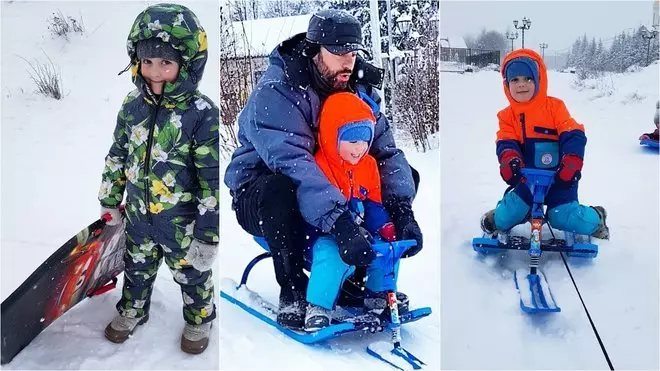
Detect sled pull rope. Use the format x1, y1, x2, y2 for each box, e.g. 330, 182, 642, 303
560, 252, 614, 370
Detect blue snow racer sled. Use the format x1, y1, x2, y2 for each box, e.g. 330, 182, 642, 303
472, 168, 599, 314
221, 237, 431, 370
640, 137, 659, 151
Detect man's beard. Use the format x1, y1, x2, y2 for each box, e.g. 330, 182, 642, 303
316, 56, 352, 91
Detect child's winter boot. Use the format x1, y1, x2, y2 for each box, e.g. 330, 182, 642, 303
480, 209, 497, 236
104, 313, 149, 343
590, 206, 610, 240
180, 322, 212, 354
304, 304, 331, 332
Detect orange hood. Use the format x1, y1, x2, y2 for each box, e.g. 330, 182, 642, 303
501, 49, 548, 110
317, 92, 376, 169
315, 92, 378, 201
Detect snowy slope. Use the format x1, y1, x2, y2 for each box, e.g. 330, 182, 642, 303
1, 1, 220, 369
219, 149, 440, 370
441, 65, 660, 369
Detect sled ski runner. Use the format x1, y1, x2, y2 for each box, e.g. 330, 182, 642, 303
221, 279, 431, 345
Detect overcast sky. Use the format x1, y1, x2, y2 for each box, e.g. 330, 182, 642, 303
441, 1, 658, 55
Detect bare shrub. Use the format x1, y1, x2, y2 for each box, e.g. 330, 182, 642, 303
391, 44, 439, 152
19, 52, 64, 100
47, 10, 85, 40
219, 3, 261, 158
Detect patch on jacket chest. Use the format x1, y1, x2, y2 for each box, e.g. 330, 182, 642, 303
541, 153, 554, 165
534, 141, 560, 168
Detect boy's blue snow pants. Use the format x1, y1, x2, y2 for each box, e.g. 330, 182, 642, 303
494, 182, 601, 235
306, 236, 400, 310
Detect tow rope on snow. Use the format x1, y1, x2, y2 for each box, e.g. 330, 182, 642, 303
560, 252, 615, 371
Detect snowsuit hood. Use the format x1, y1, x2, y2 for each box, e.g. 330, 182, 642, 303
126, 3, 208, 108
315, 92, 377, 200
501, 49, 548, 110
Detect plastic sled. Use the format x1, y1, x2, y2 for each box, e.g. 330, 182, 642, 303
471, 169, 600, 313
220, 236, 432, 343
640, 138, 659, 151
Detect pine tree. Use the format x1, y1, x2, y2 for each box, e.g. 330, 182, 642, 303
587, 37, 597, 69
594, 38, 606, 71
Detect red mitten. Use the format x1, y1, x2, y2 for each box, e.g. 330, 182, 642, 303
499, 150, 524, 185
378, 222, 397, 242
557, 154, 583, 183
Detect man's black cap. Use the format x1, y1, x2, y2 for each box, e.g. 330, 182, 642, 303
305, 9, 371, 57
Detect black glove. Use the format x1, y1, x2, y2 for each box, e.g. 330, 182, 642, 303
330, 211, 375, 266
385, 198, 423, 258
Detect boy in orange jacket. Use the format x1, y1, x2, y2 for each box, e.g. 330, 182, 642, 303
480, 49, 609, 240
304, 92, 399, 331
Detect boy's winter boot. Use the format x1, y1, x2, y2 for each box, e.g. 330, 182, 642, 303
277, 289, 307, 330
304, 304, 332, 332
480, 209, 497, 236
180, 322, 212, 354
591, 206, 610, 240
104, 313, 149, 343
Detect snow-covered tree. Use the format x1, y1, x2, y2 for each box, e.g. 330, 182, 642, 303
565, 25, 658, 75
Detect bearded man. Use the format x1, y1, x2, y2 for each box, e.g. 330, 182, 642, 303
224, 9, 423, 330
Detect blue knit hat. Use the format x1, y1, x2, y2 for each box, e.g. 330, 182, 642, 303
338, 120, 373, 143
505, 57, 540, 96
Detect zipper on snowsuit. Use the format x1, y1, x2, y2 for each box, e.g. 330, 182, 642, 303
347, 169, 364, 224
348, 169, 354, 198
519, 113, 527, 155
143, 99, 162, 224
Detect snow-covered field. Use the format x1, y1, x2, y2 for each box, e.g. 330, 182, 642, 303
219, 148, 441, 370
1, 1, 220, 369
441, 64, 660, 370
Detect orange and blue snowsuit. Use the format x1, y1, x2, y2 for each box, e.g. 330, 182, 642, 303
492, 49, 602, 234
306, 92, 394, 310
314, 93, 391, 235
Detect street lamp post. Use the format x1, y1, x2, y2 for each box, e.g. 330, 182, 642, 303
513, 17, 531, 48
539, 42, 548, 59
506, 31, 518, 52
396, 13, 413, 50
641, 26, 658, 66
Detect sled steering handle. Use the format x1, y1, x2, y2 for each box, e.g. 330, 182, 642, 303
520, 168, 555, 186
372, 239, 417, 260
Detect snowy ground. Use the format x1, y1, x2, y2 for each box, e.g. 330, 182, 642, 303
219, 148, 441, 370
441, 65, 660, 369
1, 1, 220, 369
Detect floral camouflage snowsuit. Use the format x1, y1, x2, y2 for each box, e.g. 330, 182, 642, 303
98, 4, 219, 325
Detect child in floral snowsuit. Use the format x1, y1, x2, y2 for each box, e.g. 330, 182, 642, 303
98, 3, 219, 354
